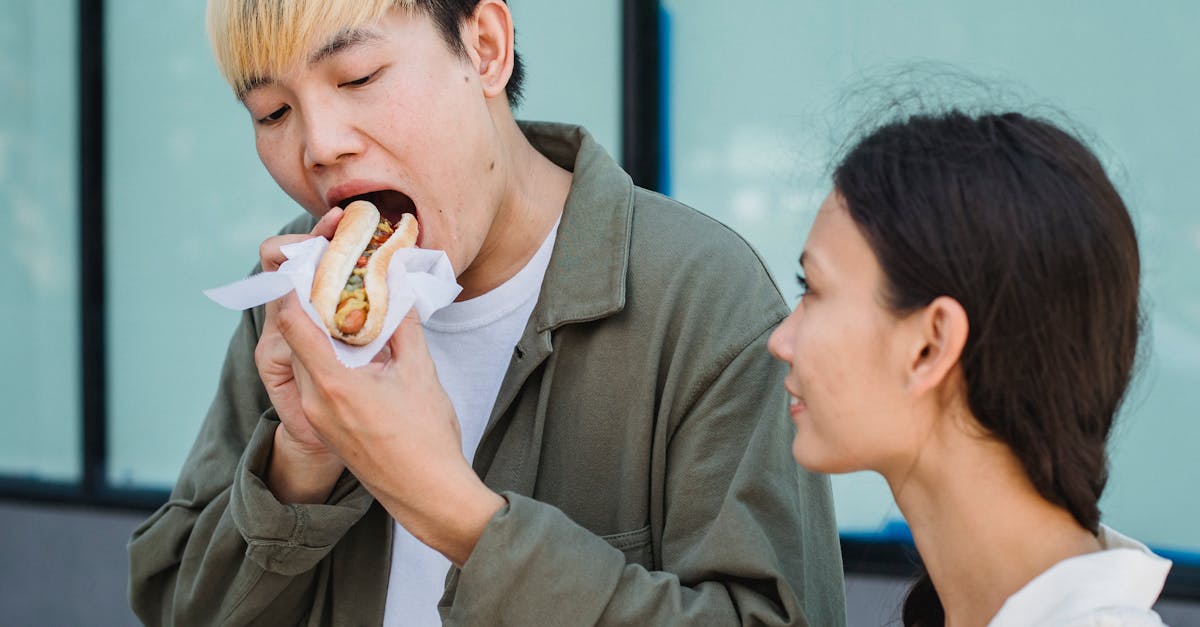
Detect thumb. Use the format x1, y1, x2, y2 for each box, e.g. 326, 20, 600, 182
386, 310, 429, 365
276, 292, 342, 379
311, 207, 344, 240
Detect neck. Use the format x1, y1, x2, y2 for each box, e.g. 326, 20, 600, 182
456, 113, 571, 301
886, 415, 1101, 626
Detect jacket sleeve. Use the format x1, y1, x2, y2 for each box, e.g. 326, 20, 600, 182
127, 305, 375, 626
445, 325, 846, 626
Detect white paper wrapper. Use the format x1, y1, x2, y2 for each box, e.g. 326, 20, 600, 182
204, 237, 461, 368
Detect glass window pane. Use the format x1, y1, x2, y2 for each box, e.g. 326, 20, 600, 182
104, 0, 298, 488
103, 1, 621, 489
510, 1, 621, 156
664, 0, 1200, 556
0, 0, 81, 482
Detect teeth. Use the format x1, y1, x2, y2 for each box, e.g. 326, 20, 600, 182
789, 395, 799, 406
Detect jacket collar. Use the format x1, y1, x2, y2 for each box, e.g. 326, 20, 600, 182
517, 121, 633, 332
471, 123, 633, 478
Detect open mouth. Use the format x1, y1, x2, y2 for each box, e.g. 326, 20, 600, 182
335, 190, 421, 247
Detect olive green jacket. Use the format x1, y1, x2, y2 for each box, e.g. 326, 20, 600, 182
129, 122, 845, 626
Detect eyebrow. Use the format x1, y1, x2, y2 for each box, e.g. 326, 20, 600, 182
309, 27, 382, 66
240, 76, 269, 98
239, 28, 381, 100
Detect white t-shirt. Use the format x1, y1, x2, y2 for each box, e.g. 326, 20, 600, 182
989, 525, 1173, 626
381, 221, 558, 627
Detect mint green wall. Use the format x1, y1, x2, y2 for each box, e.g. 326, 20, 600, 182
103, 0, 299, 487
509, 1, 621, 156
664, 0, 1199, 553
0, 1, 80, 482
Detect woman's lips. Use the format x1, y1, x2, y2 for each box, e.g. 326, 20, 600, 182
788, 394, 807, 418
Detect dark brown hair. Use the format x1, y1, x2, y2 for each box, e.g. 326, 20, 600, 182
832, 111, 1141, 625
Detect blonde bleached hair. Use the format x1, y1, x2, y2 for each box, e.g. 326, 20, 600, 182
207, 0, 415, 98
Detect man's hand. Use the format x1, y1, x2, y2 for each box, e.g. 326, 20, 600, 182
254, 208, 346, 504
275, 294, 505, 567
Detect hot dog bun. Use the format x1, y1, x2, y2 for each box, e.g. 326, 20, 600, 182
311, 200, 418, 345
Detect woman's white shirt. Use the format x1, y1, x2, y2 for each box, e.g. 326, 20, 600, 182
989, 525, 1173, 626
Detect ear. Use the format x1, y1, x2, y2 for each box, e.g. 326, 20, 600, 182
905, 296, 969, 396
463, 0, 515, 100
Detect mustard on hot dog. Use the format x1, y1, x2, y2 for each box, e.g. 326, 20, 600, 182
311, 200, 418, 345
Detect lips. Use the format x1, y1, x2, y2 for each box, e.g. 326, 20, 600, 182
787, 392, 807, 418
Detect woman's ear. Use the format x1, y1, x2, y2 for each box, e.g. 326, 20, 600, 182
464, 0, 515, 99
905, 296, 969, 396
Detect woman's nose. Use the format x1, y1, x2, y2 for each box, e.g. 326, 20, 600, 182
768, 311, 798, 362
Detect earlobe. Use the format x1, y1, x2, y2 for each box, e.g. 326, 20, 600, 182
907, 296, 969, 395
467, 0, 514, 99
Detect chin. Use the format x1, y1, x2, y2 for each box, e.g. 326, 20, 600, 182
791, 438, 830, 473
791, 436, 858, 475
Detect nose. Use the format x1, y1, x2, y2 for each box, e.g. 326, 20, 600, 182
768, 308, 799, 363
300, 98, 364, 169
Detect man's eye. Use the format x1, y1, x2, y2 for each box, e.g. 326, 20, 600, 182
258, 105, 290, 125
340, 70, 378, 88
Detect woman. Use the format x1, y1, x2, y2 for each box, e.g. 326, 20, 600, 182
768, 111, 1172, 626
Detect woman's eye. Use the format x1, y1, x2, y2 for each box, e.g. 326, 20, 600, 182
795, 272, 810, 298
258, 105, 290, 125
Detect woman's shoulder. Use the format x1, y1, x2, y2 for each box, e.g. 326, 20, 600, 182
988, 526, 1172, 626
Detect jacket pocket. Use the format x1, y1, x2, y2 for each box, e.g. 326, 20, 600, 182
601, 525, 653, 568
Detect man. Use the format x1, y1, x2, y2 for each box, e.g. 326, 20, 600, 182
129, 0, 845, 624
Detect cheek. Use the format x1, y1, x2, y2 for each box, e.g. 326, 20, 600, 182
789, 311, 900, 473
253, 134, 276, 174
255, 137, 303, 200
795, 313, 864, 403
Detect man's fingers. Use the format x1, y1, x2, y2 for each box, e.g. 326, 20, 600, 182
290, 352, 316, 407
386, 311, 442, 381
260, 234, 313, 272
311, 207, 344, 240
275, 292, 343, 380
259, 208, 341, 272
370, 343, 392, 365
386, 311, 427, 359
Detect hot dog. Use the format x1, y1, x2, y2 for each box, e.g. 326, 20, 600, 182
311, 200, 418, 345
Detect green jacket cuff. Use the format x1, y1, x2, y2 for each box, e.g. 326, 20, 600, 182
229, 410, 375, 576
445, 492, 627, 626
